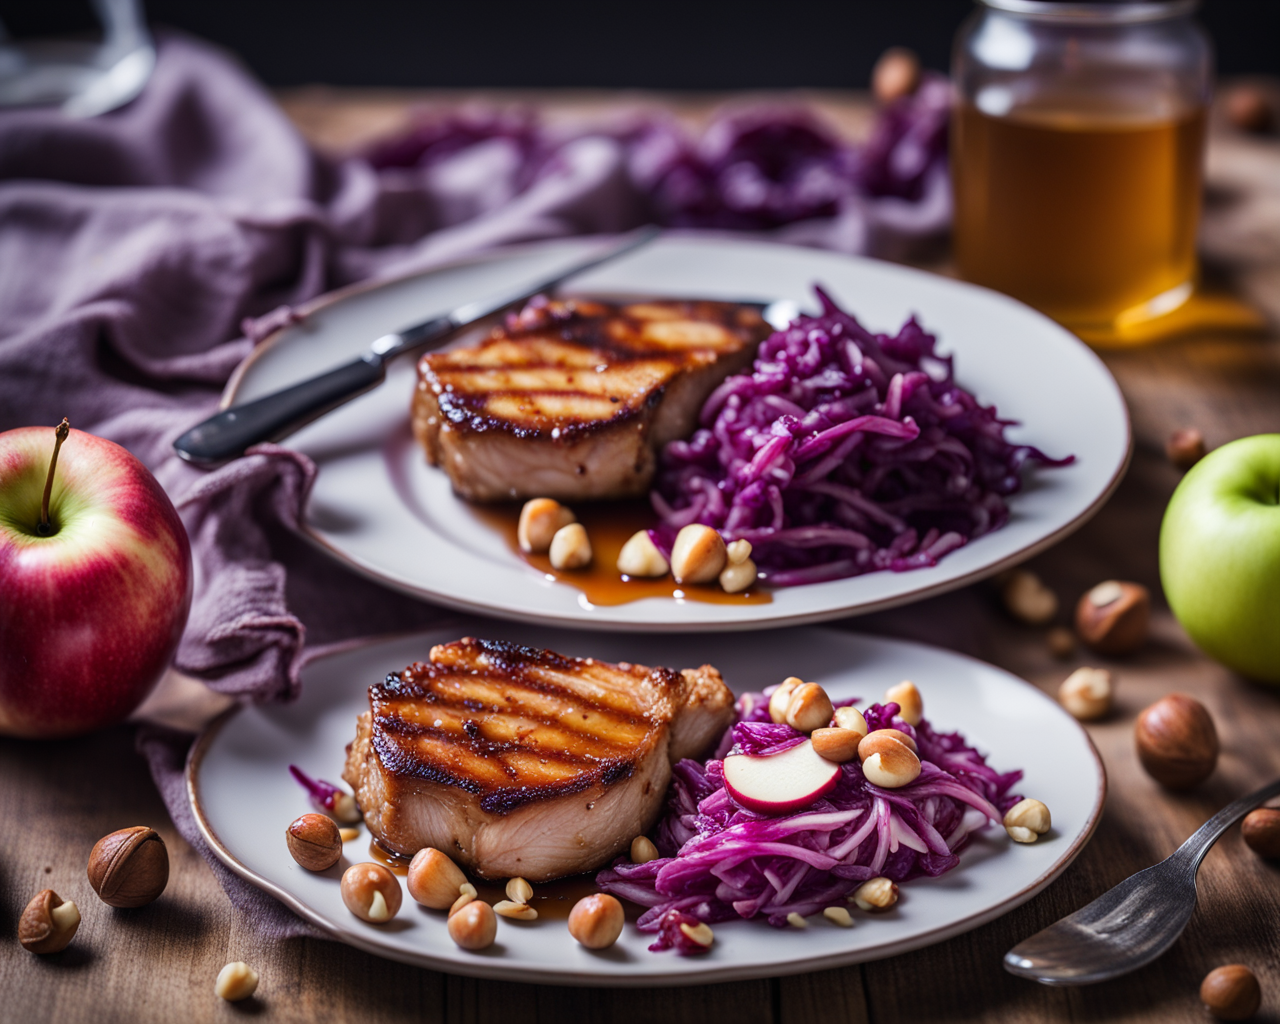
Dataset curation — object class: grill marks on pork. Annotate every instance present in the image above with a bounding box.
[412,298,770,501]
[343,638,735,879]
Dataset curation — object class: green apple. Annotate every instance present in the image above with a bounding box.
[1159,434,1280,683]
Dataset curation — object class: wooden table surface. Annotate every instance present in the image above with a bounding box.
[4,89,1280,1024]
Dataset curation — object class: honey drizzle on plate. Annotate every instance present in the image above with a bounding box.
[470,500,771,607]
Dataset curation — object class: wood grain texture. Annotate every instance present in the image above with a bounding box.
[4,87,1280,1023]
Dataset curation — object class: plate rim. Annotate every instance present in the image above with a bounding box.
[186,625,1108,987]
[222,236,1132,633]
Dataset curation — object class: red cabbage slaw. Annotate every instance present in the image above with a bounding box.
[651,289,1073,587]
[596,688,1022,952]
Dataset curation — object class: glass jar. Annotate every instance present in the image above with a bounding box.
[951,0,1212,339]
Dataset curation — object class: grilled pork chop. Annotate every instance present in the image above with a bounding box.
[342,638,734,881]
[412,297,770,501]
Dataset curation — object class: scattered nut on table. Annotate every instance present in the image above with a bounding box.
[1166,427,1206,470]
[567,893,625,949]
[18,890,80,954]
[340,862,402,923]
[670,524,727,584]
[1241,808,1280,858]
[851,877,898,911]
[215,961,259,1002]
[87,825,169,908]
[1135,694,1219,790]
[286,812,342,871]
[616,530,668,577]
[884,680,923,726]
[1046,626,1076,660]
[1002,569,1058,625]
[1075,580,1150,656]
[518,498,575,554]
[1224,85,1276,134]
[872,46,921,104]
[549,522,592,570]
[786,682,834,734]
[1004,798,1052,844]
[1058,667,1113,721]
[1200,964,1262,1021]
[407,847,468,910]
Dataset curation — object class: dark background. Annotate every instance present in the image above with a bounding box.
[4,0,1278,89]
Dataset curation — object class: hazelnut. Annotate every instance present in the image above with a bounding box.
[1047,626,1075,660]
[549,522,592,570]
[1003,798,1052,843]
[857,730,921,789]
[448,899,498,950]
[823,906,854,927]
[87,826,169,908]
[518,498,575,554]
[786,682,834,734]
[1002,569,1058,625]
[851,877,898,911]
[1135,694,1219,790]
[340,862,402,923]
[18,890,80,954]
[567,893,625,949]
[630,836,660,864]
[331,791,362,825]
[719,557,758,594]
[768,677,802,724]
[214,961,259,1002]
[679,919,714,948]
[286,813,342,871]
[884,680,923,726]
[872,46,921,104]
[670,524,727,584]
[1224,85,1275,134]
[493,899,538,921]
[1241,808,1280,858]
[407,847,468,910]
[1058,667,1113,721]
[1201,964,1262,1020]
[450,883,478,917]
[833,705,869,740]
[506,876,534,904]
[811,727,862,764]
[1075,581,1149,656]
[617,530,669,577]
[786,912,808,929]
[1166,427,1206,470]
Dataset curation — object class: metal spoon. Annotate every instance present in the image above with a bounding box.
[1005,776,1280,985]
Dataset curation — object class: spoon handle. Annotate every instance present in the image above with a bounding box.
[1173,775,1280,874]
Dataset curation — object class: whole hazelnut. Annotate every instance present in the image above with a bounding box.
[1047,626,1075,660]
[1075,581,1149,656]
[286,813,342,871]
[407,847,468,910]
[1135,694,1219,790]
[872,47,921,104]
[1241,808,1280,858]
[340,862,402,923]
[447,899,498,951]
[785,682,834,735]
[1002,569,1058,625]
[18,890,80,954]
[88,825,169,908]
[1166,427,1206,470]
[1200,964,1262,1021]
[568,893,625,949]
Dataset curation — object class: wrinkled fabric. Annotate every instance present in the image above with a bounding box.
[0,33,949,934]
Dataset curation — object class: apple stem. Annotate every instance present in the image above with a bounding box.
[37,418,70,537]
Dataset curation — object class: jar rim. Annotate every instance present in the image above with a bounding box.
[977,0,1198,23]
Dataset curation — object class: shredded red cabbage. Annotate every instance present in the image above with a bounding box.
[596,688,1022,948]
[651,288,1073,586]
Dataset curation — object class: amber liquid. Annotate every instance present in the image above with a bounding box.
[952,99,1206,332]
[471,500,771,608]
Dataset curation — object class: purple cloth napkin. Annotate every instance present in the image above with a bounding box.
[0,33,950,938]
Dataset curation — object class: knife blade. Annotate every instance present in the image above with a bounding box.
[172,226,662,465]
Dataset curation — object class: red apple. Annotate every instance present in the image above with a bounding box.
[0,423,192,737]
[723,740,842,814]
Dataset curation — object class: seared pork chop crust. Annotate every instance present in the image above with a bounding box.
[342,638,734,879]
[412,298,769,501]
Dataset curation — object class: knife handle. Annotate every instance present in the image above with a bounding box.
[173,354,387,464]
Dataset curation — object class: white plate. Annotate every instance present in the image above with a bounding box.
[188,623,1105,986]
[227,236,1130,630]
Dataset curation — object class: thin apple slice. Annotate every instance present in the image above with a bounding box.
[723,740,842,814]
